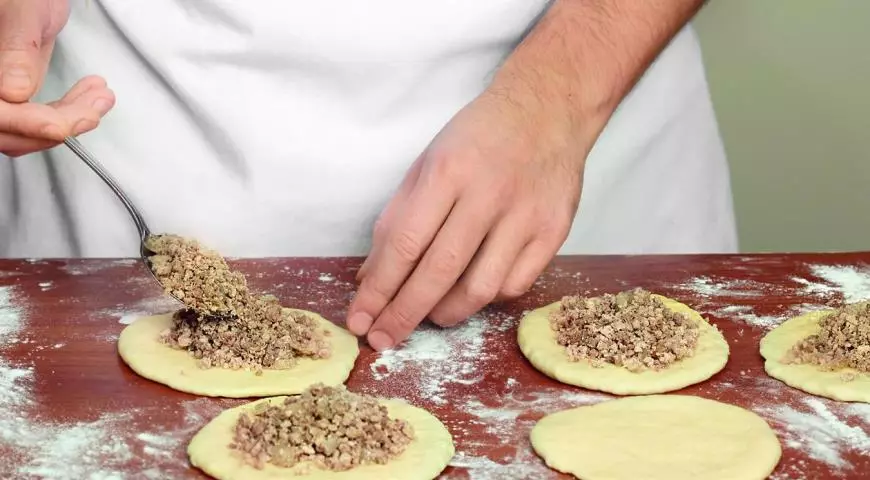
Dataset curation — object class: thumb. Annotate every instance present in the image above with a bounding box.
[0,3,48,103]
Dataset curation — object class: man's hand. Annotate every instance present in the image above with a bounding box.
[0,0,114,157]
[347,0,705,350]
[347,85,586,350]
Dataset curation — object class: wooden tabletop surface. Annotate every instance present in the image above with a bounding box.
[1,253,869,479]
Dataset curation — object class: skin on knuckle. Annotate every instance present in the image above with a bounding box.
[500,276,533,299]
[426,247,462,279]
[0,32,35,53]
[359,276,393,306]
[3,115,30,136]
[429,149,466,183]
[389,230,424,264]
[464,277,499,305]
[385,303,418,332]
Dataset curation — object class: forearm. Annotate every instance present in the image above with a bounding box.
[490,0,705,150]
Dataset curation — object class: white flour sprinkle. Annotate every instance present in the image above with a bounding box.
[105,296,179,325]
[711,305,784,329]
[0,286,22,338]
[462,388,610,438]
[371,316,488,404]
[0,286,32,415]
[449,451,557,480]
[674,276,766,298]
[1,284,226,478]
[317,273,335,282]
[762,397,870,470]
[38,282,52,291]
[452,387,611,479]
[794,264,870,303]
[60,259,137,276]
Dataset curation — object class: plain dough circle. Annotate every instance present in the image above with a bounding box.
[188,396,455,480]
[760,309,870,402]
[118,309,359,398]
[531,395,782,480]
[518,294,729,395]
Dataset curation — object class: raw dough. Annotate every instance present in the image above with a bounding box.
[760,309,870,403]
[531,395,781,480]
[188,396,455,480]
[518,294,729,394]
[118,309,359,398]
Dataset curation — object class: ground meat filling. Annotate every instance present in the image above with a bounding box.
[786,301,870,375]
[549,288,701,372]
[231,384,414,471]
[146,234,249,316]
[147,234,330,371]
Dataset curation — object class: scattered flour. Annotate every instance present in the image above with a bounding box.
[793,264,870,304]
[450,385,611,479]
[449,451,557,480]
[710,305,784,329]
[317,273,335,282]
[675,276,767,298]
[59,259,137,276]
[0,286,32,417]
[1,284,230,478]
[462,387,611,438]
[762,397,870,470]
[371,316,489,404]
[106,297,180,325]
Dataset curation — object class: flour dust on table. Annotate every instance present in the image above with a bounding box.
[518,289,729,394]
[2,285,236,479]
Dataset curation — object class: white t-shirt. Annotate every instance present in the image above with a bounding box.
[0,1,737,258]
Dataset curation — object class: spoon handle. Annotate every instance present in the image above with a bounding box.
[63,136,152,241]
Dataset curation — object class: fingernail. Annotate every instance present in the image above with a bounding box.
[41,124,66,140]
[368,330,394,351]
[1,68,32,92]
[92,98,112,115]
[347,312,373,336]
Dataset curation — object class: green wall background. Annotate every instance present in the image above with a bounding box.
[695,1,869,252]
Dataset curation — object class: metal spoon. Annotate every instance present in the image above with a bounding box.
[63,136,183,305]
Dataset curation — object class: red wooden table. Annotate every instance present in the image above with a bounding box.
[1,253,869,479]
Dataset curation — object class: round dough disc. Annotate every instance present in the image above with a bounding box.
[518,294,729,395]
[760,309,870,402]
[118,308,359,398]
[188,396,455,480]
[531,395,781,480]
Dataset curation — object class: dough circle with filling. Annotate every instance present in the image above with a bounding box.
[531,395,781,480]
[188,396,455,480]
[118,308,359,398]
[760,309,870,403]
[518,294,729,394]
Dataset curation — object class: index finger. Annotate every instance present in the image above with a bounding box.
[365,197,492,350]
[0,101,70,139]
[346,184,455,336]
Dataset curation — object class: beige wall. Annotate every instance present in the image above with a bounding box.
[695,1,870,252]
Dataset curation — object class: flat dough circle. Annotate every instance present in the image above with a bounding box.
[188,396,455,480]
[760,309,870,402]
[118,309,359,398]
[531,395,781,480]
[518,295,729,395]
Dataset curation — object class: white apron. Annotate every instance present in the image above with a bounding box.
[0,0,737,258]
